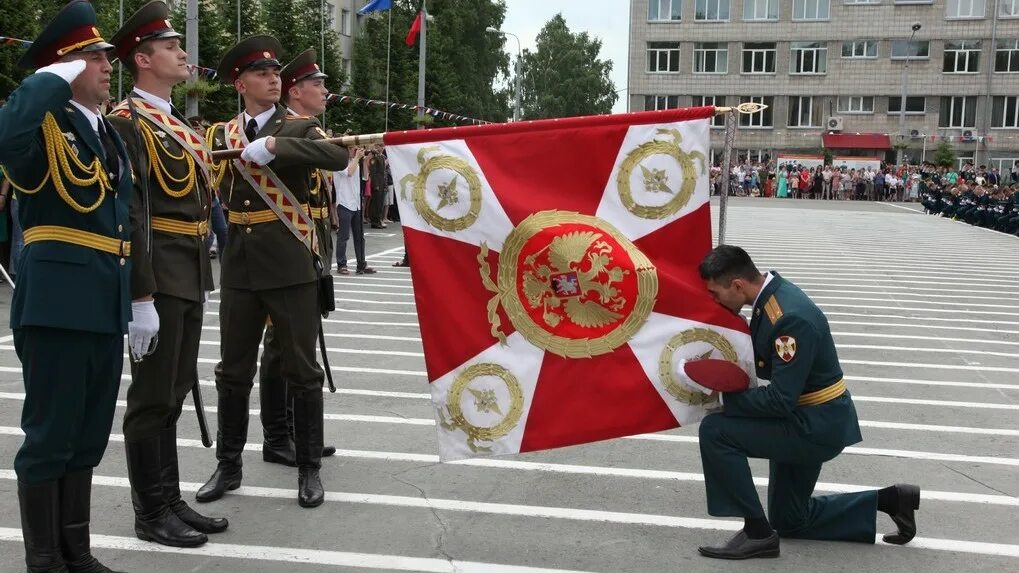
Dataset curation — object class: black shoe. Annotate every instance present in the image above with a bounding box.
[195,466,242,503]
[355,266,377,275]
[262,441,298,467]
[293,389,325,508]
[323,446,336,457]
[197,389,250,502]
[698,530,780,560]
[883,484,920,545]
[160,427,228,534]
[18,479,70,573]
[59,469,126,572]
[126,437,207,548]
[298,468,325,508]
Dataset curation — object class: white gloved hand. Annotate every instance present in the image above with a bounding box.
[36,60,87,84]
[673,358,716,396]
[128,299,160,361]
[240,137,276,166]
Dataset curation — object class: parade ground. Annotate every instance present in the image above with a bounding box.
[0,198,1016,573]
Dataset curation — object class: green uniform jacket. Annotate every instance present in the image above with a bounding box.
[722,273,863,449]
[107,93,214,302]
[212,105,347,291]
[0,72,133,335]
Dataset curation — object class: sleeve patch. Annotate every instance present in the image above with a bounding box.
[775,336,797,362]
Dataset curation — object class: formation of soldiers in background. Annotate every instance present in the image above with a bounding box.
[920,160,1019,237]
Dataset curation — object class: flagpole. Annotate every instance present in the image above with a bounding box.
[416,0,427,131]
[717,110,738,246]
[384,8,392,131]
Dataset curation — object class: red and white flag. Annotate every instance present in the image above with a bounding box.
[385,107,754,461]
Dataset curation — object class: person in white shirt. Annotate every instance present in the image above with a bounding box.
[333,146,374,274]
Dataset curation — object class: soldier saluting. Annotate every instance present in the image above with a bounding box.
[196,36,347,508]
[256,49,341,469]
[106,0,227,548]
[0,1,144,571]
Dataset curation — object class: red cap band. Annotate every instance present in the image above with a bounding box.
[114,18,173,60]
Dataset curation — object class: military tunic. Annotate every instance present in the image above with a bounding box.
[0,72,133,483]
[698,273,878,543]
[107,92,214,442]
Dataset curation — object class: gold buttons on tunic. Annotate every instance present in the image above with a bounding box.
[757,360,765,368]
[243,199,251,206]
[117,224,123,232]
[245,227,252,234]
[120,258,126,266]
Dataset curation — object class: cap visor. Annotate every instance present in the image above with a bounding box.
[81,41,115,52]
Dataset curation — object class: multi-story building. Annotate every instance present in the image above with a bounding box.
[628,0,1019,170]
[324,0,372,85]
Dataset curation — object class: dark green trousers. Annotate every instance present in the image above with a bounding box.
[258,325,291,442]
[15,327,122,483]
[698,413,877,543]
[124,293,203,441]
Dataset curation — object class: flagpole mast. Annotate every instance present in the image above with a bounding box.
[717,110,739,246]
[416,0,427,131]
[384,8,392,131]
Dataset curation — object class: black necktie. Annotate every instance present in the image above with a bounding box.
[245,118,258,142]
[98,120,119,181]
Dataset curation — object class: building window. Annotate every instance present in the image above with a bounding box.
[891,40,930,60]
[647,42,681,73]
[943,40,981,73]
[340,9,350,35]
[992,96,1019,128]
[841,40,878,59]
[791,41,828,74]
[946,0,985,18]
[693,96,727,126]
[939,96,977,128]
[788,96,821,127]
[694,43,729,73]
[739,96,774,127]
[325,1,335,25]
[837,96,875,113]
[844,0,880,4]
[645,95,681,111]
[894,0,932,3]
[695,0,731,20]
[1002,0,1019,17]
[742,42,777,73]
[648,0,682,21]
[990,157,1019,172]
[995,39,1019,72]
[888,96,926,114]
[343,58,352,80]
[743,0,778,20]
[792,0,831,20]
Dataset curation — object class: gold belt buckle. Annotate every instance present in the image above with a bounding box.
[119,240,129,257]
[240,212,250,225]
[198,220,209,236]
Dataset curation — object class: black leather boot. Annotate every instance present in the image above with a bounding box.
[59,469,127,572]
[260,365,297,467]
[125,437,207,548]
[883,484,921,545]
[18,479,69,573]
[160,426,228,534]
[196,389,248,502]
[293,389,325,508]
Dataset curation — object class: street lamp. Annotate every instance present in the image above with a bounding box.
[486,26,522,122]
[897,22,922,166]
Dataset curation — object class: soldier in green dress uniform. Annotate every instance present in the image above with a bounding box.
[686,245,920,560]
[255,49,340,468]
[195,36,347,509]
[106,0,228,548]
[0,2,147,571]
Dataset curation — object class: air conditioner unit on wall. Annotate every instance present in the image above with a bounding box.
[827,117,844,131]
[910,129,922,138]
[961,129,975,142]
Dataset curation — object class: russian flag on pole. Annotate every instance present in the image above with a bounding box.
[357,0,392,15]
[384,107,754,461]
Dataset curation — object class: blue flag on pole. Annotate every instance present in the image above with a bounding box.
[358,0,392,14]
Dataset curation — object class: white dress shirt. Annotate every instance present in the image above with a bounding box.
[751,271,775,315]
[68,100,100,133]
[333,162,362,212]
[243,106,277,135]
[132,87,173,115]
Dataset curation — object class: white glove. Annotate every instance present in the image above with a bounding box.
[240,137,276,166]
[673,359,716,396]
[36,60,87,84]
[128,300,160,361]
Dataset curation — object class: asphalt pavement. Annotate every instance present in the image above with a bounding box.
[0,198,1016,572]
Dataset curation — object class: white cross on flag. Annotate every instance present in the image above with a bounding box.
[385,107,754,461]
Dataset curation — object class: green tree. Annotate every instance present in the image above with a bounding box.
[517,13,616,120]
[932,140,956,168]
[348,0,510,134]
[0,0,42,99]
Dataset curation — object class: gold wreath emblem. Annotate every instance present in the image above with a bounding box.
[399,145,483,232]
[658,327,739,406]
[616,128,706,220]
[477,210,658,359]
[438,363,524,454]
